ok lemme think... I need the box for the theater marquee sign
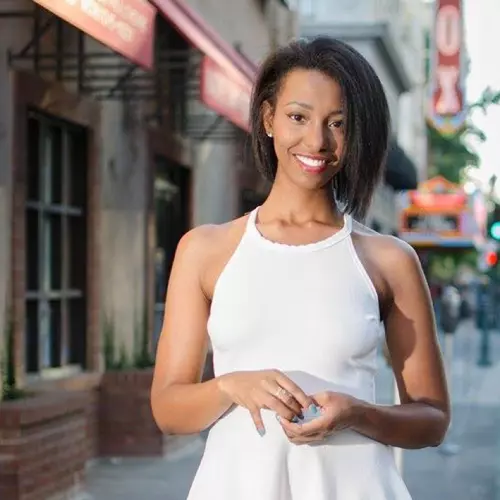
[33,0,156,69]
[427,0,466,136]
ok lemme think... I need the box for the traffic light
[478,242,499,272]
[488,203,500,241]
[491,222,500,240]
[485,250,498,267]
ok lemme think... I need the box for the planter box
[99,369,164,457]
[0,392,88,500]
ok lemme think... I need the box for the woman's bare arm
[351,237,450,448]
[150,226,233,435]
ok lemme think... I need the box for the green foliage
[116,343,131,371]
[468,87,500,114]
[428,250,478,282]
[133,313,155,369]
[102,312,155,372]
[428,88,500,183]
[427,124,480,183]
[1,314,25,401]
[103,317,118,371]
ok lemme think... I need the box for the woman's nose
[304,122,333,152]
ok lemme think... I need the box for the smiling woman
[262,70,345,182]
[251,36,391,219]
[151,36,450,500]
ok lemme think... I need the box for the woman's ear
[262,101,274,137]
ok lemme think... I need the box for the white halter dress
[187,208,412,499]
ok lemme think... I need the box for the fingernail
[298,413,304,420]
[309,404,319,414]
[291,415,300,424]
[257,428,266,437]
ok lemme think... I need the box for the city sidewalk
[83,320,500,500]
[376,320,500,499]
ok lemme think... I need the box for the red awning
[151,0,257,87]
[33,0,156,69]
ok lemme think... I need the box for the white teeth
[296,155,326,168]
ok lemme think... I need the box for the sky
[463,0,500,195]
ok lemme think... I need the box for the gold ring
[276,387,290,400]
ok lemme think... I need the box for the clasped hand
[278,391,359,444]
[218,369,360,443]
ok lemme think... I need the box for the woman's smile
[294,154,330,174]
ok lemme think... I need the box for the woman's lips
[294,154,329,174]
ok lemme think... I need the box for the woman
[151,36,450,499]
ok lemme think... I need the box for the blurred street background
[1,0,500,499]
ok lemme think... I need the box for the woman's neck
[260,181,341,226]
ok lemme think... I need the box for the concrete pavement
[82,320,500,500]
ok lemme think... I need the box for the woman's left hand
[278,391,361,444]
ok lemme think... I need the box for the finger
[276,414,301,437]
[290,433,324,444]
[263,380,302,416]
[281,426,296,440]
[310,391,330,406]
[281,412,329,437]
[249,406,266,437]
[274,372,314,409]
[278,415,304,436]
[263,393,298,421]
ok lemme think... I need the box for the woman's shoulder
[350,219,422,278]
[176,214,250,264]
[177,214,251,298]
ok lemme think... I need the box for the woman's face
[264,69,345,191]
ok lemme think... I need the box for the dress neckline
[246,206,352,253]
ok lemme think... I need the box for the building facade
[0,0,296,389]
[290,0,426,234]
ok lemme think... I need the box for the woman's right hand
[217,370,314,435]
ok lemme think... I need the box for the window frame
[25,111,88,378]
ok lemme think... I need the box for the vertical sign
[427,0,466,136]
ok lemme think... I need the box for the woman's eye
[329,120,343,129]
[289,113,305,123]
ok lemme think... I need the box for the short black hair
[250,36,391,220]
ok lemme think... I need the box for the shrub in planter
[98,317,163,458]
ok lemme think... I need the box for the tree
[428,87,500,184]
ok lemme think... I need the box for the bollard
[478,326,492,367]
[476,280,492,367]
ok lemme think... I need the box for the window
[25,112,88,374]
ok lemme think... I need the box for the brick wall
[0,392,91,500]
[83,389,100,461]
[99,369,163,457]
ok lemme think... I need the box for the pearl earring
[267,131,273,137]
